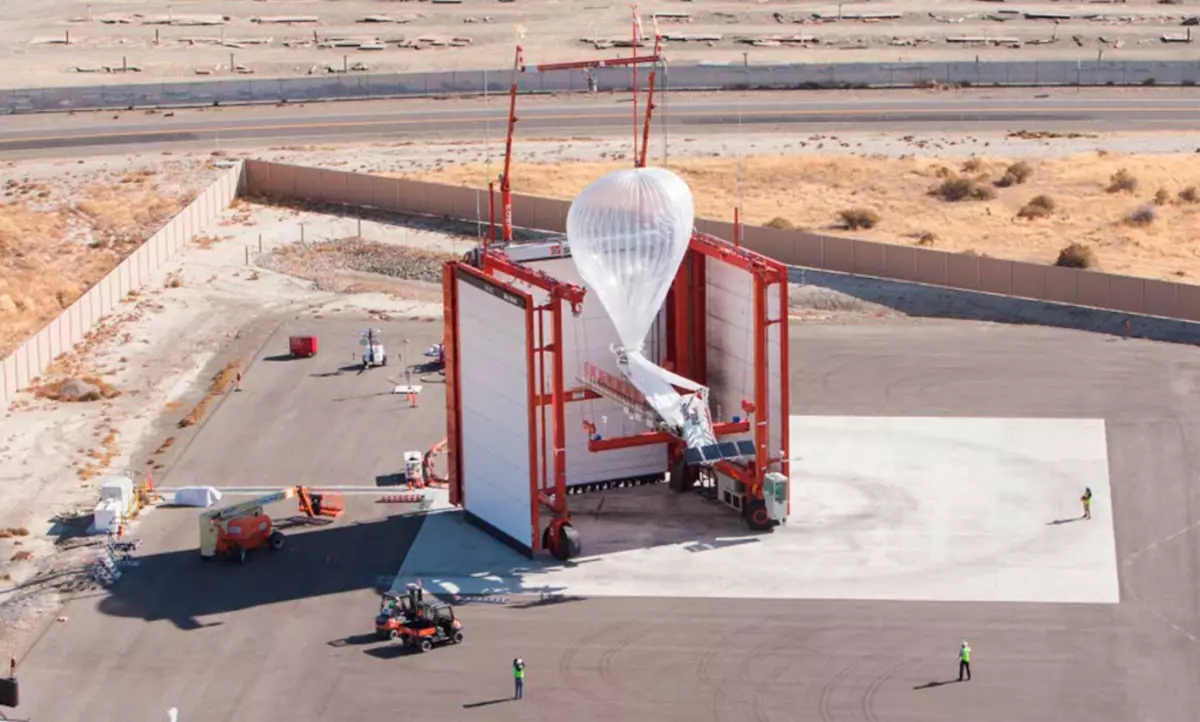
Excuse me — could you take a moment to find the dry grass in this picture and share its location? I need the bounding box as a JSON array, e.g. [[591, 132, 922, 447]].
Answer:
[[1017, 195, 1056, 220], [77, 424, 121, 482], [764, 217, 795, 230], [31, 376, 121, 402], [179, 360, 242, 429], [1108, 168, 1139, 194], [10, 550, 33, 563], [1056, 243, 1098, 269], [0, 182, 190, 357], [1125, 205, 1157, 227], [414, 152, 1200, 281], [0, 528, 30, 539], [839, 208, 880, 230], [931, 176, 997, 202]]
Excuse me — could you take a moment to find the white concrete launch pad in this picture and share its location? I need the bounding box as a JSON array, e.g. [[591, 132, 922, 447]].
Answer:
[[394, 416, 1119, 604]]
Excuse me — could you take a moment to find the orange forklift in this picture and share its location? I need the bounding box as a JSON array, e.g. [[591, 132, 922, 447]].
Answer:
[[375, 583, 464, 652], [198, 486, 344, 563]]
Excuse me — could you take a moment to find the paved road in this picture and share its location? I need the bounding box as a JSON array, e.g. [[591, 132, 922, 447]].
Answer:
[[2, 90, 1200, 155], [11, 318, 1199, 721]]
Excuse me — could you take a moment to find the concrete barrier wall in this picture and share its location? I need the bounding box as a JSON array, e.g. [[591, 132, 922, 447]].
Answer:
[[7, 59, 1200, 113], [244, 159, 1200, 327], [0, 162, 244, 407]]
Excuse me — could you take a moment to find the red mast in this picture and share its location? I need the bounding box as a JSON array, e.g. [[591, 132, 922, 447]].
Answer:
[[499, 44, 524, 243]]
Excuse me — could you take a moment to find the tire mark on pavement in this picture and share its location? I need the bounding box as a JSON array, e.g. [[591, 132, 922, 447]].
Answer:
[[818, 660, 858, 722], [558, 625, 615, 704], [862, 657, 912, 722]]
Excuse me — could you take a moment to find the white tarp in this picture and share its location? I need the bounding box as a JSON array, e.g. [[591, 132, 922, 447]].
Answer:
[[173, 486, 222, 508]]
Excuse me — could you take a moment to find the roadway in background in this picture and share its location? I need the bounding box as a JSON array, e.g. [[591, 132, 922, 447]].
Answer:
[[1, 88, 1199, 157]]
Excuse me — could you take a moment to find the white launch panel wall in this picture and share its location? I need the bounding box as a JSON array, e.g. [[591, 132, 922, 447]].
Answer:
[[766, 282, 784, 467], [455, 271, 535, 550], [510, 259, 668, 485], [704, 257, 756, 446]]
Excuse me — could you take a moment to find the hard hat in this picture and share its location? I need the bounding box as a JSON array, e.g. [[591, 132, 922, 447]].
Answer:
[[961, 640, 968, 647]]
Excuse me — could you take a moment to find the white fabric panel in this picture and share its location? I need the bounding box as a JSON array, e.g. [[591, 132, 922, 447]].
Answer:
[[457, 276, 533, 548], [766, 282, 785, 468], [705, 257, 755, 441]]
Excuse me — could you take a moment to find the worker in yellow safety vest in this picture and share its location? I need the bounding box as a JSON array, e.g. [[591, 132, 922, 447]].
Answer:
[[958, 641, 972, 682], [1081, 487, 1093, 520], [512, 658, 526, 700]]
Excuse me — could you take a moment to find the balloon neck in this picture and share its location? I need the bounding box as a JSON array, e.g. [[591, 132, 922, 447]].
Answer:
[[611, 343, 645, 363]]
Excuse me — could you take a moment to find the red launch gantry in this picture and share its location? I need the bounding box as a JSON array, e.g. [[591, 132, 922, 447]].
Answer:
[[442, 15, 790, 562]]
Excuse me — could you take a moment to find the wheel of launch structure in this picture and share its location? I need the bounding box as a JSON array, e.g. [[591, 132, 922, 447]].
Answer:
[[548, 523, 582, 561], [744, 499, 773, 532], [268, 531, 285, 551]]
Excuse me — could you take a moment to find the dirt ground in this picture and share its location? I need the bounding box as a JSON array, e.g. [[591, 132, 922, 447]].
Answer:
[[3, 0, 1200, 87], [419, 149, 1200, 282], [0, 154, 222, 357]]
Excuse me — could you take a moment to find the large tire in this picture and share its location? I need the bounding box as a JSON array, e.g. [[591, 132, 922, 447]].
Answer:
[[268, 531, 285, 550], [550, 523, 582, 561], [419, 638, 433, 653], [744, 499, 773, 532], [452, 631, 464, 644]]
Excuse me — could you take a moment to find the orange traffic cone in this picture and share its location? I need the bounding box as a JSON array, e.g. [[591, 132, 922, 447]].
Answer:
[[408, 392, 418, 408], [146, 469, 154, 493]]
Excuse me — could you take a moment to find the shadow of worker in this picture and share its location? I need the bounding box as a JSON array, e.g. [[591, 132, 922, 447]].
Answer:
[[462, 698, 513, 709], [913, 679, 961, 690]]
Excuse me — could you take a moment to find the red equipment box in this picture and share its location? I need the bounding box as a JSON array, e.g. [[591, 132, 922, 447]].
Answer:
[[289, 335, 318, 358]]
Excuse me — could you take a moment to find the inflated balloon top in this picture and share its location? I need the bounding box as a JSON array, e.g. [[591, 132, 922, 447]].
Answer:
[[567, 167, 695, 353]]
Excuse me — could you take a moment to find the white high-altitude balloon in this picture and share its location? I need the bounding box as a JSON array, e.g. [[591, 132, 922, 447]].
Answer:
[[567, 167, 695, 352]]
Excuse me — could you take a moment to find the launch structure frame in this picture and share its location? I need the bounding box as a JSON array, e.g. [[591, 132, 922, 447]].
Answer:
[[441, 12, 790, 561]]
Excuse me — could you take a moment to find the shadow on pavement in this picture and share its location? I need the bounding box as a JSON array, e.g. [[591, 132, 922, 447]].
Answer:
[[96, 512, 426, 630], [1046, 516, 1084, 526], [913, 679, 961, 690], [462, 697, 513, 709]]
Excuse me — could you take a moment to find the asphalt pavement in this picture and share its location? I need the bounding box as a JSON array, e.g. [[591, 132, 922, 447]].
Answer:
[[10, 318, 1200, 722], [1, 89, 1200, 156]]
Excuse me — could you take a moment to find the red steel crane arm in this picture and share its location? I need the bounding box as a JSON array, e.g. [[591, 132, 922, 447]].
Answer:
[[500, 45, 524, 243], [481, 249, 588, 311]]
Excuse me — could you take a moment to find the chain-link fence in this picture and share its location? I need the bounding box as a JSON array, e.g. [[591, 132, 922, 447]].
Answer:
[[4, 59, 1198, 114]]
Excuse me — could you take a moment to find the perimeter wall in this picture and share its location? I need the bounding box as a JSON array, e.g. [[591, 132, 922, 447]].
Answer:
[[0, 162, 244, 406], [4, 155, 1195, 407], [243, 159, 1200, 324]]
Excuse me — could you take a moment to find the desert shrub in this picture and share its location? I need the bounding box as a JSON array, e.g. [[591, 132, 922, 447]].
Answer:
[[915, 231, 937, 246], [1125, 205, 1157, 227], [932, 177, 996, 202], [839, 208, 880, 230], [1006, 161, 1033, 184], [1017, 194, 1056, 219], [1179, 186, 1199, 203], [961, 157, 984, 173], [1055, 243, 1097, 269], [1107, 169, 1138, 193], [1154, 188, 1171, 206], [765, 217, 794, 230]]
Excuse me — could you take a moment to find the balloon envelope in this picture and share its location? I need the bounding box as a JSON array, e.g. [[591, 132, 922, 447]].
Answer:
[[567, 167, 695, 351]]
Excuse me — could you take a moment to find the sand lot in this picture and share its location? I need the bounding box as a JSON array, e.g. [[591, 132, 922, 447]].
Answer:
[[422, 149, 1200, 281], [3, 0, 1200, 87]]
